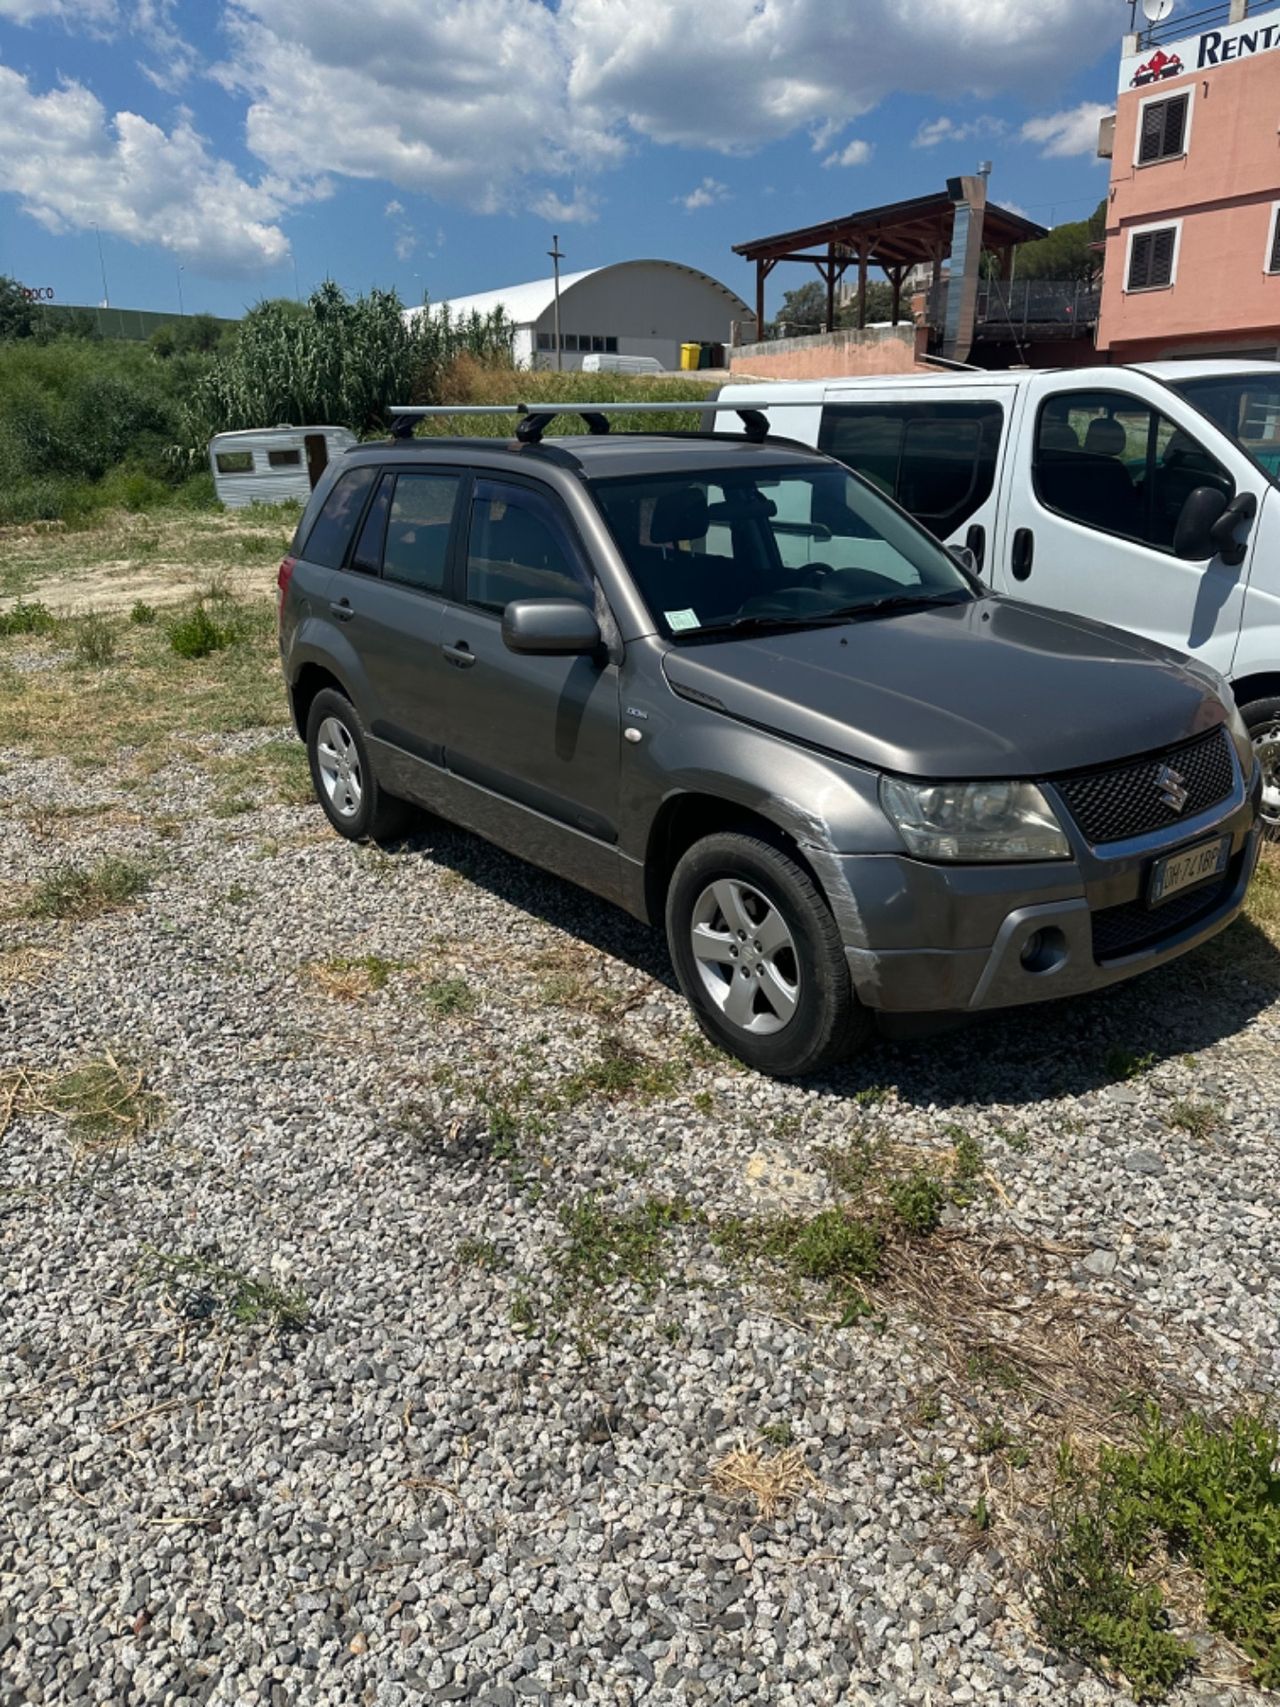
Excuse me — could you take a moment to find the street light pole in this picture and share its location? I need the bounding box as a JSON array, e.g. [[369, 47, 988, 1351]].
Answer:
[[177, 265, 185, 317], [92, 222, 110, 308], [548, 233, 564, 371]]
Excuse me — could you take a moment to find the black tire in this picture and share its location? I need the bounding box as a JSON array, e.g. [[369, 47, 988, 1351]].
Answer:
[[665, 830, 872, 1077], [1238, 696, 1280, 842], [305, 687, 413, 843]]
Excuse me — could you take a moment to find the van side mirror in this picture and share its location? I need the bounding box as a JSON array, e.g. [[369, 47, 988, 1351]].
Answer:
[[502, 598, 601, 656], [1174, 487, 1257, 567]]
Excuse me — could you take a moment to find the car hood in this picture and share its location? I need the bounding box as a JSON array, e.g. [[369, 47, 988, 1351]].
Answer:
[[660, 596, 1227, 779]]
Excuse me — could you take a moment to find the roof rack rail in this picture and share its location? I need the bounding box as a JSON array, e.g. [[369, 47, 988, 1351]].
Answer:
[[388, 399, 807, 445]]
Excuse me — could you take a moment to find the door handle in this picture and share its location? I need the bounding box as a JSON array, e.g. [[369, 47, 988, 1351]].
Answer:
[[329, 599, 355, 621], [1011, 527, 1034, 582], [965, 523, 986, 571], [442, 640, 476, 668]]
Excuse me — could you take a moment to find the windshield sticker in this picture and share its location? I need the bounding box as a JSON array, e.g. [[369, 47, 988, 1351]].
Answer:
[[665, 608, 700, 632]]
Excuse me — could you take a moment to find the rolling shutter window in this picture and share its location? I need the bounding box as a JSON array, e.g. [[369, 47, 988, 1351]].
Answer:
[[1269, 213, 1280, 275], [1138, 94, 1188, 164], [1127, 227, 1177, 291]]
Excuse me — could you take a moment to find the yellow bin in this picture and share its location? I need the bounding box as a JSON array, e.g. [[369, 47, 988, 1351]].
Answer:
[[680, 341, 700, 371]]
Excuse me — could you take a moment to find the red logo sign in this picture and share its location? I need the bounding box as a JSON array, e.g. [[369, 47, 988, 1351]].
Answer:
[[1131, 48, 1185, 86]]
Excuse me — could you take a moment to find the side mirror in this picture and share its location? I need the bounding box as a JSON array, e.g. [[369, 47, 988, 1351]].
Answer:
[[948, 543, 979, 578], [502, 598, 601, 656], [1174, 487, 1257, 567]]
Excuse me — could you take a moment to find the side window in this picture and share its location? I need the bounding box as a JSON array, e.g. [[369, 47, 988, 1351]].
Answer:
[[1033, 389, 1233, 551], [350, 473, 393, 575], [819, 402, 1004, 540], [301, 465, 378, 569], [215, 450, 254, 475], [384, 473, 461, 592], [466, 482, 593, 615], [268, 447, 302, 469]]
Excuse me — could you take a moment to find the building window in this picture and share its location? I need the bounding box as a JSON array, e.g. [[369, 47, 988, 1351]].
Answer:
[[536, 331, 552, 351], [267, 448, 301, 468], [1268, 205, 1280, 275], [1137, 92, 1189, 165], [605, 336, 618, 353], [1126, 224, 1179, 292]]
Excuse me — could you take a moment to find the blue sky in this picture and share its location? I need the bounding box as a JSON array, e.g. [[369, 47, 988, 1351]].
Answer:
[[0, 0, 1154, 323]]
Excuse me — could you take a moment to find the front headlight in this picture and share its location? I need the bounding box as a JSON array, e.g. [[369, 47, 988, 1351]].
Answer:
[[879, 776, 1071, 862]]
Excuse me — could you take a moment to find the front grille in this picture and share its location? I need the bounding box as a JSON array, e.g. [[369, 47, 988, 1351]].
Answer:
[[1055, 726, 1235, 846], [1090, 859, 1238, 961]]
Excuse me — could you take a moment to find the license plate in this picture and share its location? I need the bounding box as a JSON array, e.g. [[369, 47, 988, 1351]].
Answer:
[[1148, 835, 1231, 905]]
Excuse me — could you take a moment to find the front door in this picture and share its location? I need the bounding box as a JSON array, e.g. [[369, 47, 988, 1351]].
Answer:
[[999, 377, 1262, 675], [441, 476, 621, 847]]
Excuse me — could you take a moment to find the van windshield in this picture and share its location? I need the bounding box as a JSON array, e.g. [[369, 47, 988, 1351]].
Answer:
[[1171, 374, 1280, 485], [592, 463, 976, 639]]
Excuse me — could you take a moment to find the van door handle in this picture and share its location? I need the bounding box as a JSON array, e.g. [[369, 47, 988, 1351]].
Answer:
[[965, 524, 986, 570], [1011, 528, 1034, 582], [442, 641, 476, 668], [329, 598, 355, 621]]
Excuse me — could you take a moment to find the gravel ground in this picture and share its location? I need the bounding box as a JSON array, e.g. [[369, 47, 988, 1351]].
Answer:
[[3, 727, 1279, 1707]]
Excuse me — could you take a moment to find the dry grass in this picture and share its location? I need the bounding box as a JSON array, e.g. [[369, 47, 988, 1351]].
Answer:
[[0, 1051, 162, 1154], [709, 1443, 821, 1519], [304, 953, 407, 1000], [0, 943, 62, 989]]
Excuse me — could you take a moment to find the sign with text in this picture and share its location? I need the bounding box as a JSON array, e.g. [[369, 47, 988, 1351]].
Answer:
[[1120, 12, 1280, 90]]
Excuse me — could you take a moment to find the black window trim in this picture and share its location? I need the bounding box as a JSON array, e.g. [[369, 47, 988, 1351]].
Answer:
[[379, 467, 468, 596], [300, 461, 382, 571], [1268, 202, 1280, 276], [1030, 386, 1233, 556], [1126, 223, 1178, 293], [458, 471, 599, 620], [1136, 89, 1189, 166]]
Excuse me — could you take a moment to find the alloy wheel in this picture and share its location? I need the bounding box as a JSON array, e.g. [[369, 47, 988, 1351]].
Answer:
[[689, 877, 800, 1035], [316, 715, 363, 819]]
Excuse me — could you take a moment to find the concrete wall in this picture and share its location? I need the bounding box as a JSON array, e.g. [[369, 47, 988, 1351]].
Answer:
[[528, 260, 749, 371], [1098, 46, 1280, 354], [728, 324, 929, 380]]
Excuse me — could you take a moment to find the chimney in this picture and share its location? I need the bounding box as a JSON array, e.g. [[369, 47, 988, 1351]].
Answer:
[[942, 173, 988, 365], [1229, 0, 1249, 21]]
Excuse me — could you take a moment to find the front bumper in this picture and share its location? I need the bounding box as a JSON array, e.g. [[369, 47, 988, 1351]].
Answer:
[[834, 766, 1261, 1015]]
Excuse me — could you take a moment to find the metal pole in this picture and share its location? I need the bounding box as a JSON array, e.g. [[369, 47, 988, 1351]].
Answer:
[[177, 265, 185, 317], [292, 254, 302, 303], [548, 233, 564, 371], [92, 222, 110, 308]]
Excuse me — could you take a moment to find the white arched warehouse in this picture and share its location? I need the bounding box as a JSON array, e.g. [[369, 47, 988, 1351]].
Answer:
[[407, 259, 752, 373]]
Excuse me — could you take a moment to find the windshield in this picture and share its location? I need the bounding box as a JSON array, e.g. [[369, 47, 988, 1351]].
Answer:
[[1171, 374, 1280, 485], [591, 463, 976, 639]]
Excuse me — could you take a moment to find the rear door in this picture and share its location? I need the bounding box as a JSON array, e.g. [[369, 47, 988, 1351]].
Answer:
[[440, 475, 621, 845], [332, 465, 465, 767], [1000, 374, 1262, 673], [817, 386, 1016, 575]]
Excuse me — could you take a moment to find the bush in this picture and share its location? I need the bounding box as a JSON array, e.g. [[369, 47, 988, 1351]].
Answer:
[[168, 602, 233, 659], [0, 600, 57, 637], [73, 612, 116, 667], [130, 601, 157, 626]]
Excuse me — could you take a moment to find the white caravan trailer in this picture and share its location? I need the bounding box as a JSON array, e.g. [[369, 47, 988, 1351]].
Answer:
[[209, 425, 357, 509]]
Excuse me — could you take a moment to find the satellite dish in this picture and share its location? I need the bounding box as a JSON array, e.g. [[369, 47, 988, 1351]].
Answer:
[[1142, 0, 1175, 21]]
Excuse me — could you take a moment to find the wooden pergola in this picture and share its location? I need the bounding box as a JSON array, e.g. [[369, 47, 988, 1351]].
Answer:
[[732, 191, 1048, 336]]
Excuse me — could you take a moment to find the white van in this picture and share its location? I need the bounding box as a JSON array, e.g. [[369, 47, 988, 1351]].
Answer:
[[718, 363, 1280, 830]]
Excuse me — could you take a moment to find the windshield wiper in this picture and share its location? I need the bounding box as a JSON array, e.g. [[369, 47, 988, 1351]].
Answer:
[[683, 590, 973, 641], [820, 590, 974, 622], [687, 612, 853, 638]]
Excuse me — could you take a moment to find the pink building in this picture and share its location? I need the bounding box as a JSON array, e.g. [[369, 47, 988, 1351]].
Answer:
[[1096, 0, 1280, 361]]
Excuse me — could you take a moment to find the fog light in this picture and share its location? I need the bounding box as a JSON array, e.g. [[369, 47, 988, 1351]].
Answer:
[[1020, 927, 1067, 974]]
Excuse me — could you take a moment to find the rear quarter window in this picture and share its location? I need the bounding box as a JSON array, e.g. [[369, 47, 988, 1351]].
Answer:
[[299, 465, 378, 569]]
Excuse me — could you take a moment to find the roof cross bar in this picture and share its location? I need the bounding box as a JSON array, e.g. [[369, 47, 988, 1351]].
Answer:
[[388, 400, 806, 444]]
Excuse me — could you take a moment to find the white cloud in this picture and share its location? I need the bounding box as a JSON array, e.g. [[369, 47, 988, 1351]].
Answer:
[[822, 138, 872, 168], [393, 230, 415, 261], [384, 198, 404, 217], [134, 0, 199, 92], [0, 64, 294, 274], [0, 0, 116, 21], [532, 187, 599, 223], [913, 113, 1006, 149], [676, 176, 729, 211], [1021, 101, 1112, 159]]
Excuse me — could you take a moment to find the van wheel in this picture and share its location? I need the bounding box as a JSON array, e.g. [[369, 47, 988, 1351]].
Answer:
[[1240, 696, 1280, 841], [665, 831, 872, 1077], [306, 688, 412, 843]]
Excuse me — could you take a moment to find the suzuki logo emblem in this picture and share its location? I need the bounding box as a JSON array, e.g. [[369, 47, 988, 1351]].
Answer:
[[1156, 764, 1189, 813]]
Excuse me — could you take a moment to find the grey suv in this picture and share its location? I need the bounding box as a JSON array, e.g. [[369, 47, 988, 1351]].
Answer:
[[278, 411, 1261, 1076]]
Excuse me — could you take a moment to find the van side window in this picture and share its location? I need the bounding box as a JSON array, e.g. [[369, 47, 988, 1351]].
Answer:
[[466, 481, 593, 615], [384, 473, 462, 592], [818, 402, 1003, 540], [302, 466, 379, 569], [1033, 390, 1233, 553]]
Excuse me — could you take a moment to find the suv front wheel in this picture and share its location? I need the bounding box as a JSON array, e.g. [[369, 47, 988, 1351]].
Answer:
[[306, 687, 412, 842], [666, 831, 871, 1076]]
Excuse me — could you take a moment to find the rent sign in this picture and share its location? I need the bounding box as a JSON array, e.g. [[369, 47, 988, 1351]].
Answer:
[[1120, 13, 1280, 90]]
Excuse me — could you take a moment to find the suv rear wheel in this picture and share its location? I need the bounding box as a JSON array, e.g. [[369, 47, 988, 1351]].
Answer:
[[666, 831, 871, 1076], [306, 687, 412, 842]]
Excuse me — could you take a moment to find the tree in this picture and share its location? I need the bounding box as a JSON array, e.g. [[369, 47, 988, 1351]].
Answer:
[[1009, 200, 1107, 282], [771, 276, 909, 337], [0, 275, 38, 341], [150, 313, 227, 359]]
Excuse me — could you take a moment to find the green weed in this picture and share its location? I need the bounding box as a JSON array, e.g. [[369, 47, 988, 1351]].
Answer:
[[139, 1247, 310, 1332], [554, 1193, 701, 1301], [0, 599, 57, 637], [1106, 1047, 1157, 1083], [72, 611, 116, 667], [888, 1170, 946, 1235], [422, 976, 477, 1017], [32, 856, 150, 920]]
